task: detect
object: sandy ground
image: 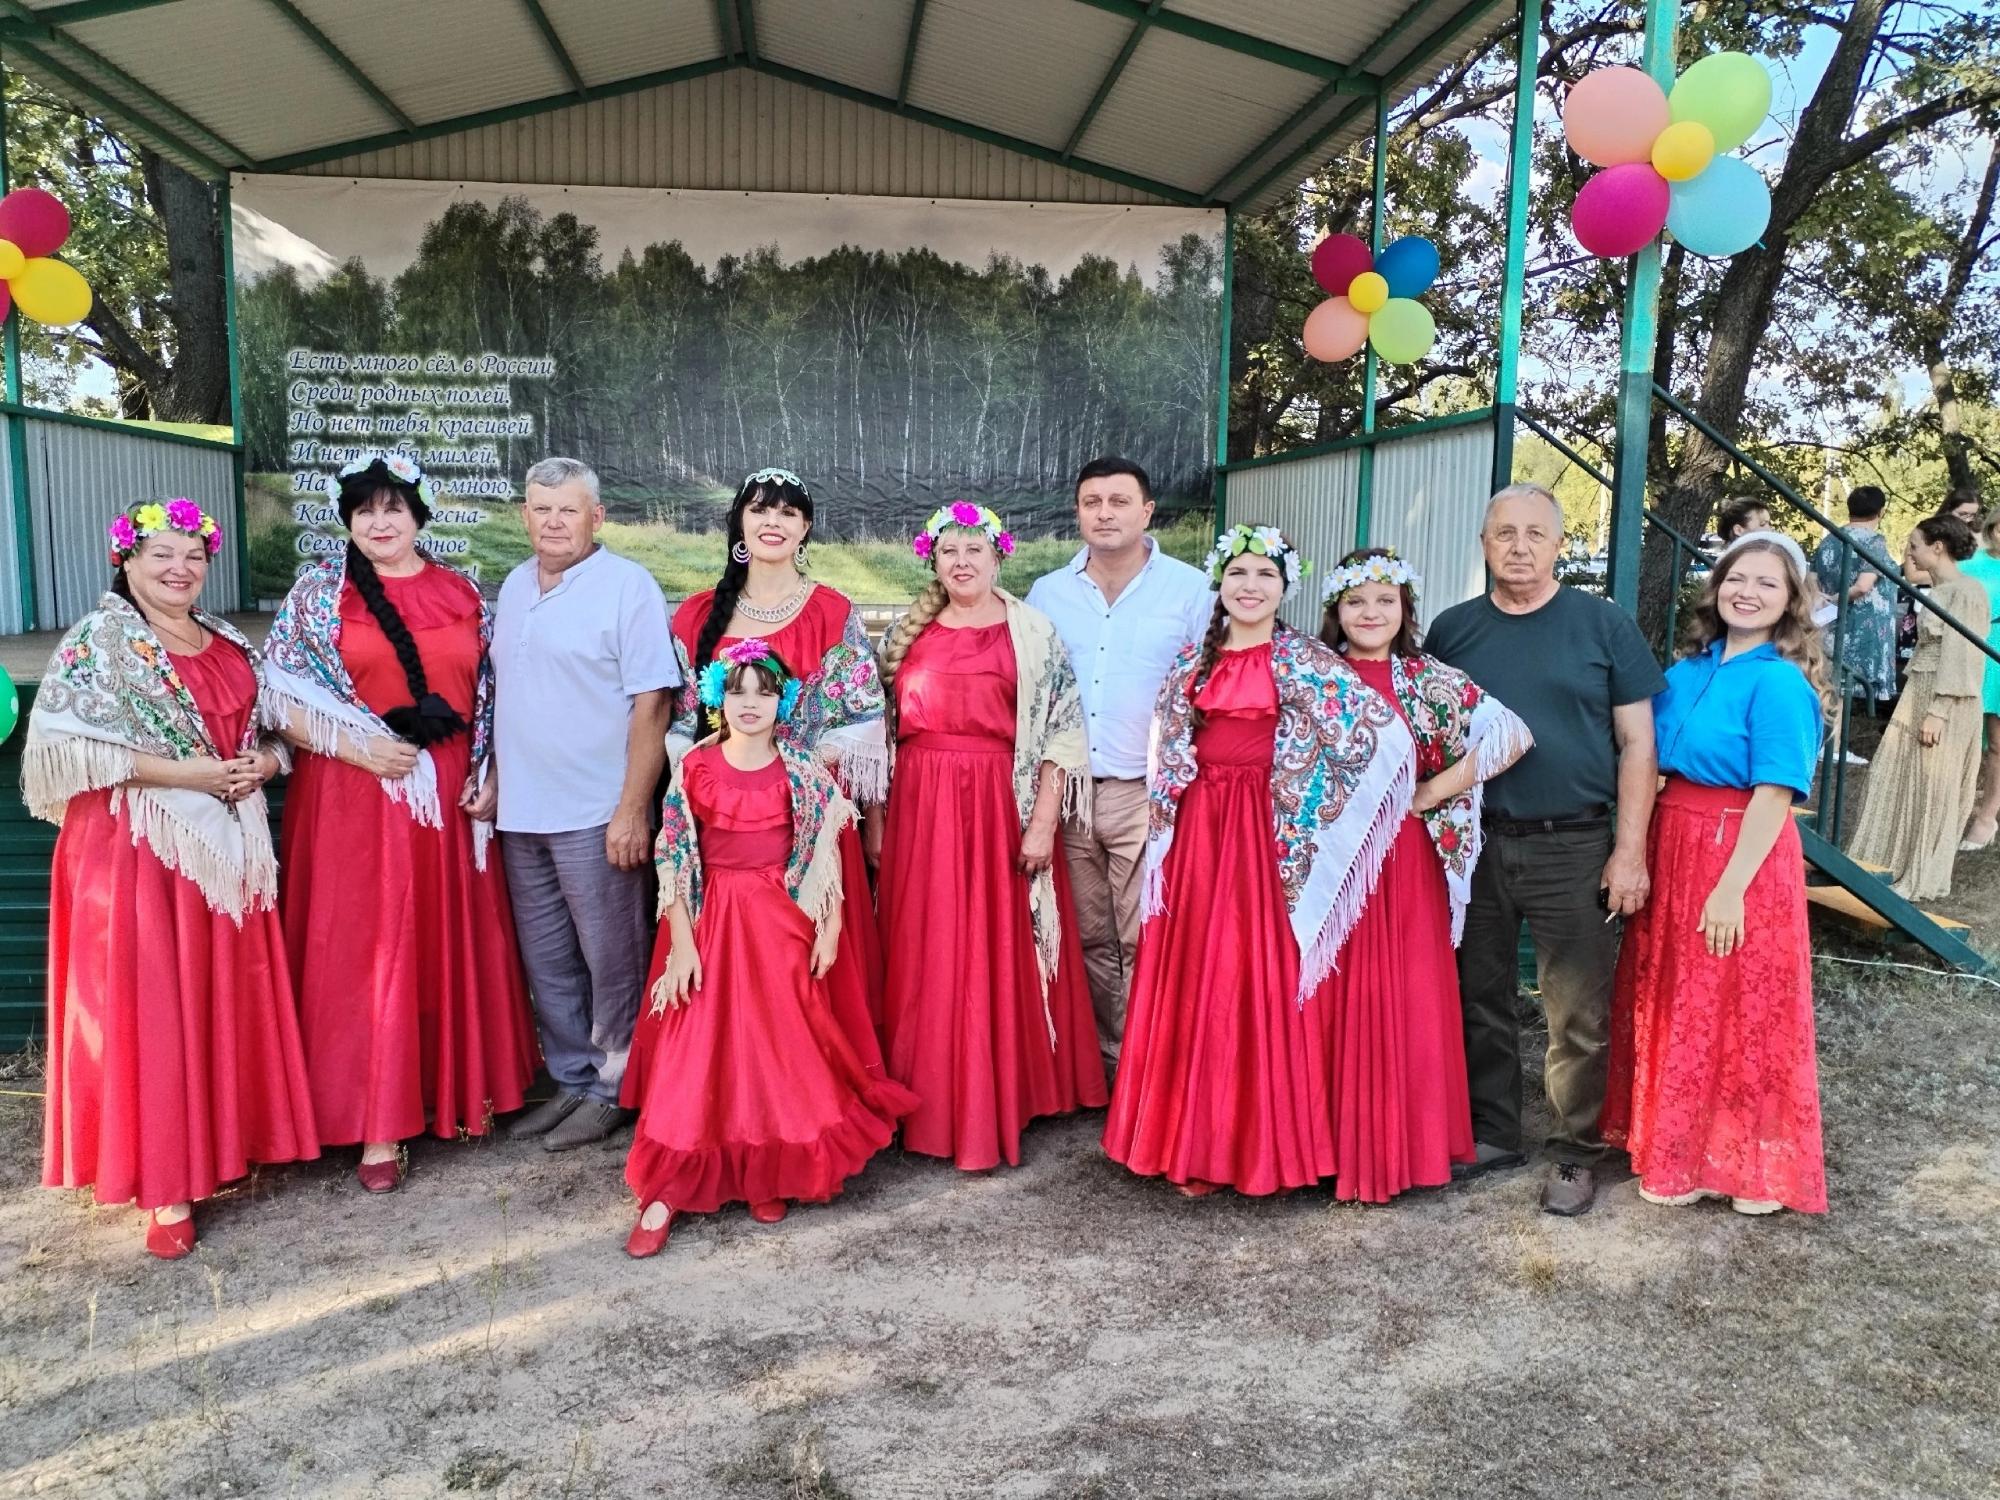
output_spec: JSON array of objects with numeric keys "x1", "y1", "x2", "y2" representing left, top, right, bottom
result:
[{"x1": 2, "y1": 938, "x2": 1997, "y2": 1500}]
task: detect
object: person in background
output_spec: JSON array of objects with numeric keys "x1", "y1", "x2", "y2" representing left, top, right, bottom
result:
[
  {"x1": 1423, "y1": 483, "x2": 1665, "y2": 1217},
  {"x1": 27, "y1": 501, "x2": 313, "y2": 1258},
  {"x1": 1604, "y1": 531, "x2": 1829, "y2": 1216},
  {"x1": 1810, "y1": 486, "x2": 1901, "y2": 765},
  {"x1": 1959, "y1": 505, "x2": 2000, "y2": 852},
  {"x1": 1024, "y1": 456, "x2": 1210, "y2": 1071},
  {"x1": 1715, "y1": 496, "x2": 1771, "y2": 545},
  {"x1": 493, "y1": 457, "x2": 678, "y2": 1152},
  {"x1": 1943, "y1": 488, "x2": 1984, "y2": 530},
  {"x1": 1848, "y1": 515, "x2": 1989, "y2": 899}
]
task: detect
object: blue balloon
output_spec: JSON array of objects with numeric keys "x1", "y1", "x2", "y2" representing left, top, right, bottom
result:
[
  {"x1": 1375, "y1": 236, "x2": 1441, "y2": 299},
  {"x1": 1666, "y1": 156, "x2": 1770, "y2": 258}
]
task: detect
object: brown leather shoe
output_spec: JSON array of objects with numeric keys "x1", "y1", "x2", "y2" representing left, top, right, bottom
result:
[{"x1": 1540, "y1": 1162, "x2": 1598, "y2": 1216}]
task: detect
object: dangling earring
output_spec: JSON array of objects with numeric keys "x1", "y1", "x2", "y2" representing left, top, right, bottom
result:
[
  {"x1": 731, "y1": 540, "x2": 750, "y2": 565},
  {"x1": 795, "y1": 540, "x2": 810, "y2": 573}
]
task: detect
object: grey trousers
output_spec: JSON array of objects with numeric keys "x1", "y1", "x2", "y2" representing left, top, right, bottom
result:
[{"x1": 502, "y1": 824, "x2": 655, "y2": 1103}]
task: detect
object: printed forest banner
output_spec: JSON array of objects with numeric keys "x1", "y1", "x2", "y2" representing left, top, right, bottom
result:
[{"x1": 231, "y1": 176, "x2": 1223, "y2": 602}]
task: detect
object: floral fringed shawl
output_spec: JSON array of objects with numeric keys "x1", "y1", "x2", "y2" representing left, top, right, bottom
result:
[
  {"x1": 22, "y1": 595, "x2": 280, "y2": 922},
  {"x1": 258, "y1": 556, "x2": 498, "y2": 868},
  {"x1": 1383, "y1": 651, "x2": 1534, "y2": 945},
  {"x1": 665, "y1": 598, "x2": 889, "y2": 804},
  {"x1": 1144, "y1": 627, "x2": 1415, "y2": 1004},
  {"x1": 649, "y1": 737, "x2": 855, "y2": 1012}
]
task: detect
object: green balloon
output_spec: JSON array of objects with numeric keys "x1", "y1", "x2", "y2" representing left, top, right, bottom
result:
[
  {"x1": 0, "y1": 664, "x2": 17, "y2": 746},
  {"x1": 1368, "y1": 298, "x2": 1436, "y2": 364},
  {"x1": 1669, "y1": 52, "x2": 1772, "y2": 154}
]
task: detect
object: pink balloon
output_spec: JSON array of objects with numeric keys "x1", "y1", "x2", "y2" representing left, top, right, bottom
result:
[
  {"x1": 0, "y1": 188, "x2": 71, "y2": 258},
  {"x1": 1303, "y1": 296, "x2": 1369, "y2": 362},
  {"x1": 1310, "y1": 234, "x2": 1372, "y2": 297},
  {"x1": 1563, "y1": 66, "x2": 1670, "y2": 168},
  {"x1": 1571, "y1": 163, "x2": 1670, "y2": 258}
]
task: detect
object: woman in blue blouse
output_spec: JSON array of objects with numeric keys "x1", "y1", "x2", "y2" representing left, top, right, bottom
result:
[{"x1": 1602, "y1": 532, "x2": 1831, "y2": 1216}]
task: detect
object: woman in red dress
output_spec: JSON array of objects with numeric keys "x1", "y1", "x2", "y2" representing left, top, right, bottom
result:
[
  {"x1": 624, "y1": 640, "x2": 916, "y2": 1256},
  {"x1": 876, "y1": 502, "x2": 1106, "y2": 1170},
  {"x1": 1103, "y1": 526, "x2": 1413, "y2": 1197},
  {"x1": 626, "y1": 468, "x2": 887, "y2": 1104},
  {"x1": 1318, "y1": 548, "x2": 1533, "y2": 1202},
  {"x1": 26, "y1": 501, "x2": 315, "y2": 1257},
  {"x1": 262, "y1": 453, "x2": 536, "y2": 1192}
]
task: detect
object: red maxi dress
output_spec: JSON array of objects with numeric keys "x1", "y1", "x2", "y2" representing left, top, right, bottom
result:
[
  {"x1": 1326, "y1": 656, "x2": 1476, "y2": 1202},
  {"x1": 877, "y1": 620, "x2": 1107, "y2": 1169},
  {"x1": 281, "y1": 566, "x2": 536, "y2": 1145},
  {"x1": 624, "y1": 585, "x2": 887, "y2": 1106},
  {"x1": 43, "y1": 639, "x2": 319, "y2": 1209},
  {"x1": 626, "y1": 747, "x2": 916, "y2": 1213},
  {"x1": 1102, "y1": 643, "x2": 1337, "y2": 1195}
]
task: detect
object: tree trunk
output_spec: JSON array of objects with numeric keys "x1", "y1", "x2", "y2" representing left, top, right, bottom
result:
[
  {"x1": 145, "y1": 152, "x2": 229, "y2": 424},
  {"x1": 1923, "y1": 148, "x2": 1998, "y2": 497}
]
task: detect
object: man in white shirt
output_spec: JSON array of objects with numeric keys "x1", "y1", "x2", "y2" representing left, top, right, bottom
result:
[
  {"x1": 493, "y1": 457, "x2": 679, "y2": 1151},
  {"x1": 1025, "y1": 457, "x2": 1212, "y2": 1067}
]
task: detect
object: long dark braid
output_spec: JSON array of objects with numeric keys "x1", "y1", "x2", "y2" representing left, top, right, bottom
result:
[
  {"x1": 339, "y1": 465, "x2": 466, "y2": 747},
  {"x1": 1186, "y1": 595, "x2": 1229, "y2": 730},
  {"x1": 694, "y1": 472, "x2": 815, "y2": 672}
]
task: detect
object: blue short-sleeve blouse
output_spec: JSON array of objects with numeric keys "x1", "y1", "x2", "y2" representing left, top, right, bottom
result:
[{"x1": 1654, "y1": 640, "x2": 1824, "y2": 799}]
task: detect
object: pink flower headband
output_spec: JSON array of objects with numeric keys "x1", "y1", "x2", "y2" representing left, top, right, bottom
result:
[
  {"x1": 107, "y1": 498, "x2": 223, "y2": 566},
  {"x1": 912, "y1": 500, "x2": 1014, "y2": 562},
  {"x1": 697, "y1": 638, "x2": 801, "y2": 725}
]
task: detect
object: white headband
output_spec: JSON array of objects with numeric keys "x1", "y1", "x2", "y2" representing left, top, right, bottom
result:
[{"x1": 1717, "y1": 528, "x2": 1808, "y2": 580}]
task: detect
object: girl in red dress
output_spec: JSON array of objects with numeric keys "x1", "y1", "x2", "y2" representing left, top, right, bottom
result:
[
  {"x1": 876, "y1": 502, "x2": 1106, "y2": 1170},
  {"x1": 626, "y1": 468, "x2": 887, "y2": 1104},
  {"x1": 26, "y1": 501, "x2": 315, "y2": 1257},
  {"x1": 624, "y1": 641, "x2": 915, "y2": 1257},
  {"x1": 262, "y1": 454, "x2": 536, "y2": 1192},
  {"x1": 1603, "y1": 531, "x2": 1829, "y2": 1215},
  {"x1": 1319, "y1": 548, "x2": 1533, "y2": 1202},
  {"x1": 1104, "y1": 526, "x2": 1414, "y2": 1197}
]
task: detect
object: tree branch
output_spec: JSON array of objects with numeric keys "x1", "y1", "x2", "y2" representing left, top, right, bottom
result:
[{"x1": 1833, "y1": 86, "x2": 2000, "y2": 174}]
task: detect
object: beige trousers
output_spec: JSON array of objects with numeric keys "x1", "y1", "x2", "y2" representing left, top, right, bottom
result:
[{"x1": 1061, "y1": 777, "x2": 1149, "y2": 1063}]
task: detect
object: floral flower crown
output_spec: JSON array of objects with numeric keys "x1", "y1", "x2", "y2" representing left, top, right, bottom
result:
[
  {"x1": 744, "y1": 466, "x2": 809, "y2": 498},
  {"x1": 321, "y1": 450, "x2": 442, "y2": 509},
  {"x1": 1203, "y1": 524, "x2": 1310, "y2": 598},
  {"x1": 107, "y1": 498, "x2": 222, "y2": 565},
  {"x1": 912, "y1": 500, "x2": 1015, "y2": 562},
  {"x1": 697, "y1": 638, "x2": 801, "y2": 729},
  {"x1": 1322, "y1": 550, "x2": 1422, "y2": 608}
]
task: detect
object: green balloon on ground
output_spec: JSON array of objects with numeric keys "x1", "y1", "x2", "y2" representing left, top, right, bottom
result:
[
  {"x1": 1669, "y1": 52, "x2": 1772, "y2": 154},
  {"x1": 1368, "y1": 298, "x2": 1436, "y2": 363},
  {"x1": 0, "y1": 663, "x2": 17, "y2": 745}
]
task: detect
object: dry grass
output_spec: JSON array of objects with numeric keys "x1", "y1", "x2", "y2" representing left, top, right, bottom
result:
[{"x1": 2, "y1": 946, "x2": 1996, "y2": 1499}]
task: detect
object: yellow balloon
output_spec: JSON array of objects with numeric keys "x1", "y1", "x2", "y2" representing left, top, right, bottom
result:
[
  {"x1": 0, "y1": 239, "x2": 23, "y2": 281},
  {"x1": 10, "y1": 257, "x2": 92, "y2": 325},
  {"x1": 1347, "y1": 270, "x2": 1389, "y2": 315},
  {"x1": 1651, "y1": 119, "x2": 1716, "y2": 183}
]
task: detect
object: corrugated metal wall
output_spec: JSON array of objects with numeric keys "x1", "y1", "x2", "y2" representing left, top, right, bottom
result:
[
  {"x1": 25, "y1": 420, "x2": 242, "y2": 629},
  {"x1": 298, "y1": 67, "x2": 1168, "y2": 203},
  {"x1": 0, "y1": 436, "x2": 22, "y2": 636},
  {"x1": 0, "y1": 682, "x2": 52, "y2": 1051},
  {"x1": 1224, "y1": 447, "x2": 1360, "y2": 633},
  {"x1": 1367, "y1": 419, "x2": 1496, "y2": 631}
]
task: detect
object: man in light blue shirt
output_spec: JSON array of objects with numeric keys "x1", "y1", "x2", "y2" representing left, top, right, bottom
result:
[{"x1": 1026, "y1": 456, "x2": 1212, "y2": 1067}]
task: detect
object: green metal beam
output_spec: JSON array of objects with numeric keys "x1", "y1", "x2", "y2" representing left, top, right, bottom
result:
[
  {"x1": 264, "y1": 0, "x2": 415, "y2": 135},
  {"x1": 1221, "y1": 405, "x2": 1498, "y2": 473},
  {"x1": 746, "y1": 57, "x2": 1206, "y2": 205},
  {"x1": 712, "y1": 0, "x2": 736, "y2": 58},
  {"x1": 734, "y1": 0, "x2": 758, "y2": 65},
  {"x1": 1068, "y1": 0, "x2": 1373, "y2": 85},
  {"x1": 1490, "y1": 0, "x2": 1542, "y2": 491},
  {"x1": 1227, "y1": 95, "x2": 1369, "y2": 209},
  {"x1": 1062, "y1": 0, "x2": 1159, "y2": 160},
  {"x1": 1355, "y1": 85, "x2": 1388, "y2": 550},
  {"x1": 1213, "y1": 206, "x2": 1233, "y2": 530},
  {"x1": 896, "y1": 0, "x2": 926, "y2": 106},
  {"x1": 0, "y1": 0, "x2": 183, "y2": 35},
  {"x1": 0, "y1": 55, "x2": 37, "y2": 630},
  {"x1": 518, "y1": 0, "x2": 587, "y2": 98},
  {"x1": 253, "y1": 56, "x2": 736, "y2": 173},
  {"x1": 1, "y1": 35, "x2": 225, "y2": 177}
]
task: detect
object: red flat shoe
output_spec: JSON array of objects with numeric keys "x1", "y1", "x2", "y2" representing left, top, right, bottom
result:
[
  {"x1": 749, "y1": 1199, "x2": 789, "y2": 1225},
  {"x1": 1172, "y1": 1179, "x2": 1220, "y2": 1199},
  {"x1": 145, "y1": 1210, "x2": 197, "y2": 1260},
  {"x1": 625, "y1": 1203, "x2": 678, "y2": 1259},
  {"x1": 356, "y1": 1157, "x2": 404, "y2": 1194}
]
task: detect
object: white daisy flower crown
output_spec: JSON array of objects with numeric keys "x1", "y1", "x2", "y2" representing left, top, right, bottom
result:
[
  {"x1": 1203, "y1": 523, "x2": 1310, "y2": 598},
  {"x1": 321, "y1": 450, "x2": 441, "y2": 510},
  {"x1": 1322, "y1": 551, "x2": 1422, "y2": 608}
]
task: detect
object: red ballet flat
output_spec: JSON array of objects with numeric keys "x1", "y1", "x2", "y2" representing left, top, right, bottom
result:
[
  {"x1": 356, "y1": 1156, "x2": 404, "y2": 1194},
  {"x1": 145, "y1": 1210, "x2": 197, "y2": 1260},
  {"x1": 625, "y1": 1204, "x2": 678, "y2": 1259},
  {"x1": 749, "y1": 1199, "x2": 789, "y2": 1225},
  {"x1": 1172, "y1": 1179, "x2": 1220, "y2": 1199}
]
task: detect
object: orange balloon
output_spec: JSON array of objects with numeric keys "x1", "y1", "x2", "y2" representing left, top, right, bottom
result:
[
  {"x1": 1303, "y1": 297, "x2": 1369, "y2": 362},
  {"x1": 1563, "y1": 66, "x2": 1670, "y2": 167}
]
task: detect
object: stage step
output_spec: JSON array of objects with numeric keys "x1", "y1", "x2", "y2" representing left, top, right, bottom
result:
[{"x1": 1804, "y1": 882, "x2": 1972, "y2": 939}]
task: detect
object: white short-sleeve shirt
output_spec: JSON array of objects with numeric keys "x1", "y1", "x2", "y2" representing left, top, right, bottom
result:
[{"x1": 492, "y1": 545, "x2": 680, "y2": 834}]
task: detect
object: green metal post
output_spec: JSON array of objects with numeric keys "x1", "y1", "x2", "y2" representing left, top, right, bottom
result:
[
  {"x1": 0, "y1": 58, "x2": 35, "y2": 630},
  {"x1": 219, "y1": 174, "x2": 249, "y2": 606},
  {"x1": 1212, "y1": 207, "x2": 1233, "y2": 532},
  {"x1": 1490, "y1": 0, "x2": 1541, "y2": 492},
  {"x1": 1606, "y1": 0, "x2": 1677, "y2": 609},
  {"x1": 1354, "y1": 85, "x2": 1387, "y2": 549}
]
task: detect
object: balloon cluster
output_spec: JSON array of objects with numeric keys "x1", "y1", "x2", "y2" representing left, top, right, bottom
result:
[
  {"x1": 1564, "y1": 52, "x2": 1773, "y2": 260},
  {"x1": 0, "y1": 187, "x2": 94, "y2": 326},
  {"x1": 1302, "y1": 233, "x2": 1440, "y2": 364}
]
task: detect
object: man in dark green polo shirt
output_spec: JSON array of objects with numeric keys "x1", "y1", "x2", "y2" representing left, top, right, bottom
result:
[{"x1": 1425, "y1": 483, "x2": 1665, "y2": 1216}]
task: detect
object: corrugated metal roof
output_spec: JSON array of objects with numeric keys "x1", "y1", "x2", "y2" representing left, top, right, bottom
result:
[{"x1": 0, "y1": 0, "x2": 1517, "y2": 208}]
